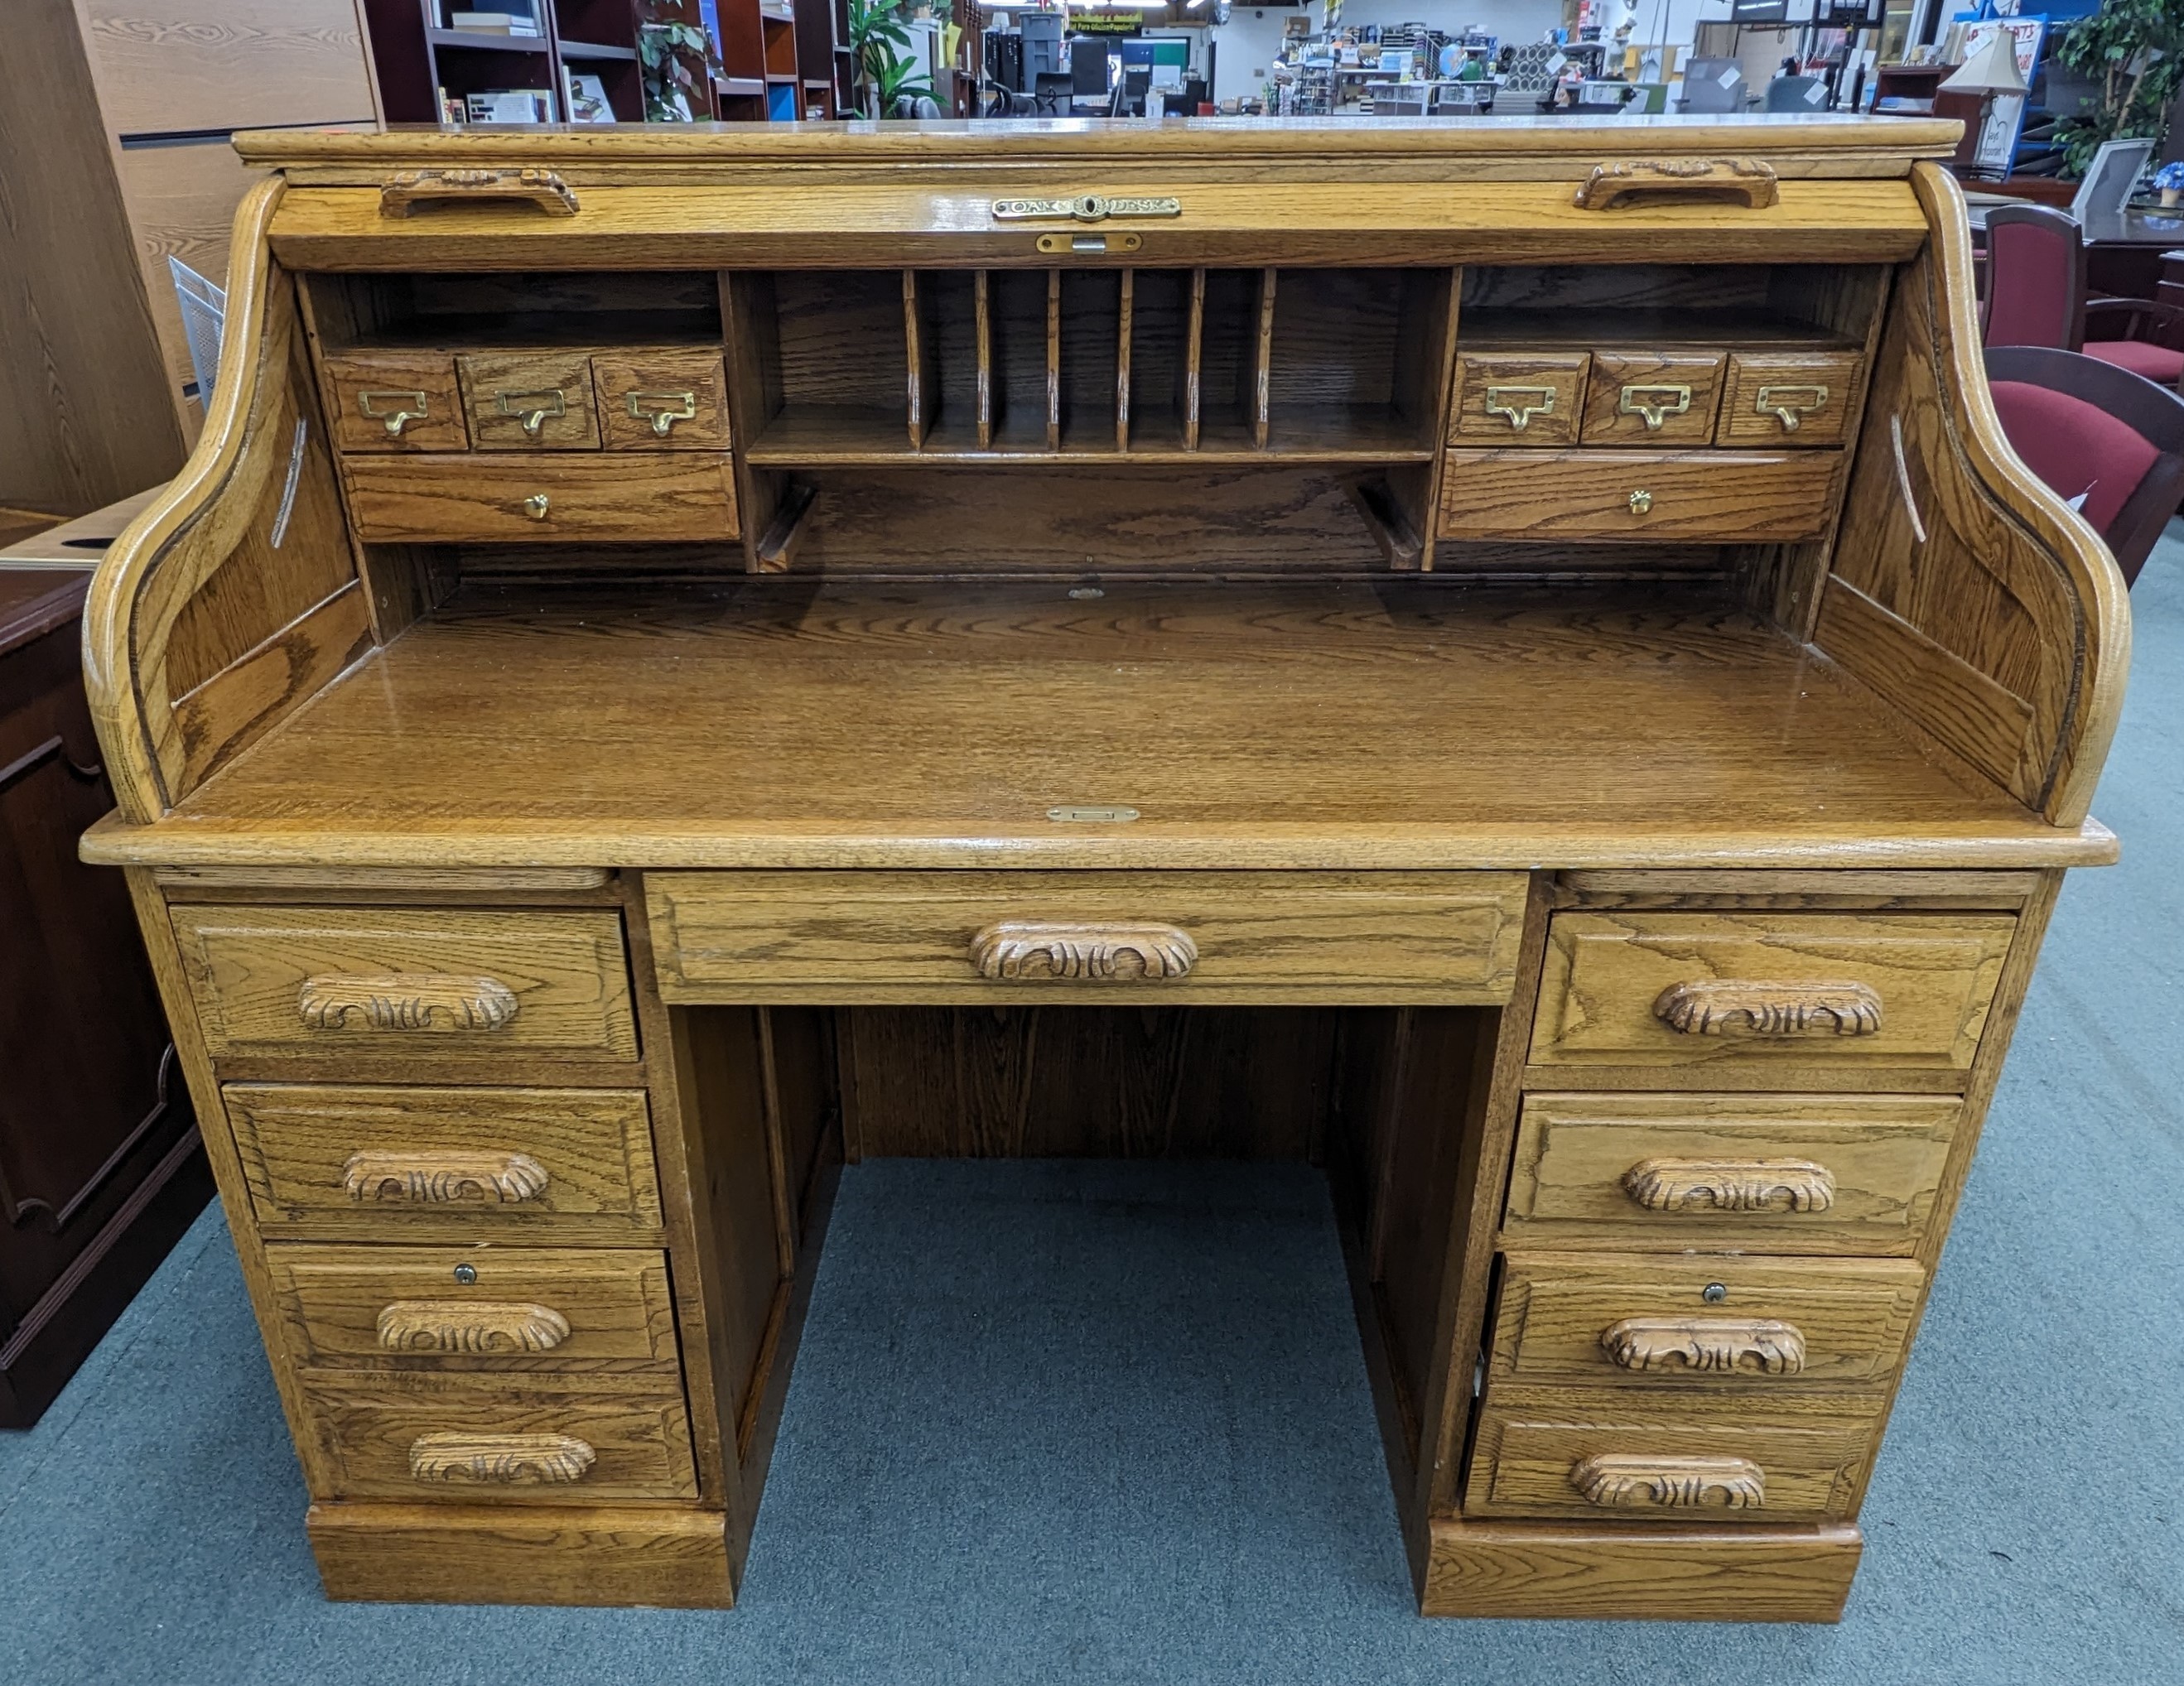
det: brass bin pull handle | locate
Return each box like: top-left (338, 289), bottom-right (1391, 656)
top-left (626, 389), bottom-right (697, 436)
top-left (1756, 383), bottom-right (1829, 431)
top-left (380, 167), bottom-right (580, 219)
top-left (971, 920), bottom-right (1198, 981)
top-left (1571, 157), bottom-right (1780, 212)
top-left (1653, 978), bottom-right (1883, 1038)
top-left (359, 390), bottom-right (430, 437)
top-left (1618, 384), bottom-right (1691, 431)
top-left (297, 972), bottom-right (520, 1033)
top-left (1573, 1453), bottom-right (1767, 1510)
top-left (1483, 384), bottom-right (1558, 431)
top-left (497, 388), bottom-right (567, 438)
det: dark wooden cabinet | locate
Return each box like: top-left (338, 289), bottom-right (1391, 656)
top-left (0, 568), bottom-right (210, 1425)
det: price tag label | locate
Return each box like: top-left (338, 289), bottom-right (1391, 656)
top-left (1547, 51), bottom-right (1569, 74)
top-left (1719, 66), bottom-right (1740, 87)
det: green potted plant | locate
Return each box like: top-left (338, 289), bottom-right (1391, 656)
top-left (2051, 0), bottom-right (2184, 175)
top-left (847, 0), bottom-right (937, 117)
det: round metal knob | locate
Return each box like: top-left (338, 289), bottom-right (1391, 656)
top-left (453, 1262), bottom-right (478, 1285)
top-left (522, 493), bottom-right (550, 521)
top-left (1628, 489), bottom-right (1654, 516)
top-left (1702, 1282), bottom-right (1728, 1304)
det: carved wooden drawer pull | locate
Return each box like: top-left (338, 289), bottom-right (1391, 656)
top-left (971, 920), bottom-right (1198, 981)
top-left (297, 972), bottom-right (521, 1033)
top-left (1573, 1452), bottom-right (1767, 1510)
top-left (1601, 1315), bottom-right (1807, 1375)
top-left (1622, 1157), bottom-right (1835, 1214)
top-left (1652, 979), bottom-right (1883, 1038)
top-left (407, 1432), bottom-right (595, 1485)
top-left (377, 1299), bottom-right (571, 1354)
top-left (1571, 157), bottom-right (1780, 212)
top-left (342, 1149), bottom-right (549, 1205)
top-left (380, 167), bottom-right (580, 219)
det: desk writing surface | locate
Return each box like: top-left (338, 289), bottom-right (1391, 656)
top-left (96, 580), bottom-right (2103, 871)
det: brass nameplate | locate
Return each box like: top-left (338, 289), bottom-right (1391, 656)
top-left (993, 195), bottom-right (1181, 224)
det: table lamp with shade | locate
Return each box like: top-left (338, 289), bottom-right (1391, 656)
top-left (1940, 31), bottom-right (2030, 181)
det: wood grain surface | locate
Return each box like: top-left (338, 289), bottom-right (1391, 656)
top-left (81, 581), bottom-right (2109, 871)
top-left (167, 905), bottom-right (638, 1062)
top-left (342, 452), bottom-right (740, 543)
top-left (1502, 1091), bottom-right (1959, 1254)
top-left (229, 1082), bottom-right (663, 1236)
top-left (1439, 448), bottom-right (1839, 542)
top-left (1487, 1252), bottom-right (1924, 1390)
top-left (1530, 911), bottom-right (2016, 1071)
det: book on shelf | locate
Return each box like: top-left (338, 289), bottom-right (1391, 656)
top-left (566, 72), bottom-right (615, 123)
top-left (465, 89), bottom-right (554, 123)
top-left (447, 8), bottom-right (542, 33)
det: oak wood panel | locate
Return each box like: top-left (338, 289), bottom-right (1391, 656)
top-left (299, 1375), bottom-right (698, 1502)
top-left (81, 582), bottom-right (2109, 872)
top-left (1422, 1516), bottom-right (1860, 1621)
top-left (1465, 1389), bottom-right (1883, 1520)
top-left (646, 869), bottom-right (1528, 1004)
top-left (458, 353), bottom-right (602, 450)
top-left (595, 349), bottom-right (733, 450)
top-left (341, 452), bottom-right (740, 543)
top-left (1818, 163), bottom-right (2129, 826)
top-left (1530, 912), bottom-right (2016, 1072)
top-left (306, 1500), bottom-right (732, 1607)
top-left (167, 905), bottom-right (639, 1062)
top-left (168, 580), bottom-right (374, 792)
top-left (1502, 1092), bottom-right (1960, 1254)
top-left (1487, 1253), bottom-right (1925, 1391)
top-left (1439, 449), bottom-right (1839, 542)
top-left (268, 1243), bottom-right (679, 1372)
top-left (157, 866), bottom-right (615, 892)
top-left (227, 1082), bottom-right (663, 1236)
top-left (81, 1), bottom-right (376, 134)
top-left (1556, 869), bottom-right (2042, 910)
top-left (1579, 352), bottom-right (1724, 446)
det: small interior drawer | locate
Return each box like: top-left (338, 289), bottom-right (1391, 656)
top-left (228, 1082), bottom-right (663, 1235)
top-left (268, 1243), bottom-right (680, 1372)
top-left (1718, 350), bottom-right (1866, 447)
top-left (321, 351), bottom-right (468, 453)
top-left (1529, 911), bottom-right (2016, 1072)
top-left (593, 349), bottom-right (731, 449)
top-left (1502, 1092), bottom-right (1960, 1255)
top-left (1487, 1251), bottom-right (1925, 1391)
top-left (644, 869), bottom-right (1531, 1004)
top-left (1463, 1389), bottom-right (1882, 1521)
top-left (169, 904), bottom-right (639, 1062)
top-left (1437, 449), bottom-right (1840, 542)
top-left (457, 350), bottom-right (602, 449)
top-left (1580, 350), bottom-right (1726, 445)
top-left (341, 451), bottom-right (739, 543)
top-left (299, 1376), bottom-right (697, 1502)
top-left (1448, 352), bottom-right (1589, 446)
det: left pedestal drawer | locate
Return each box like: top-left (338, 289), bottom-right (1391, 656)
top-left (228, 1084), bottom-right (663, 1236)
top-left (298, 1376), bottom-right (699, 1503)
top-left (268, 1245), bottom-right (681, 1374)
top-left (169, 906), bottom-right (638, 1062)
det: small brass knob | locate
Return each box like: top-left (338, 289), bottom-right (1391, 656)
top-left (1628, 489), bottom-right (1654, 516)
top-left (522, 494), bottom-right (550, 521)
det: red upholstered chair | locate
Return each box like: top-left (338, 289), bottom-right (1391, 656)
top-left (1984, 344), bottom-right (2184, 585)
top-left (1984, 202), bottom-right (2184, 388)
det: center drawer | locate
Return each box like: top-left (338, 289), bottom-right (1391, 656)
top-left (169, 905), bottom-right (638, 1063)
top-left (341, 451), bottom-right (739, 543)
top-left (643, 869), bottom-right (1532, 1004)
top-left (267, 1244), bottom-right (680, 1374)
top-left (1487, 1251), bottom-right (1925, 1391)
top-left (1438, 448), bottom-right (1841, 542)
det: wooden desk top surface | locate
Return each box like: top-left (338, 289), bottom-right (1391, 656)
top-left (84, 580), bottom-right (2110, 872)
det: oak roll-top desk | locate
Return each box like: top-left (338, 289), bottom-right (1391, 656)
top-left (77, 117), bottom-right (2127, 1621)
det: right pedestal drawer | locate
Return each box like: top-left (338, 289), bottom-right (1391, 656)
top-left (1529, 912), bottom-right (2017, 1073)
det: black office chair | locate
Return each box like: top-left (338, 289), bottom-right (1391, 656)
top-left (1111, 68), bottom-right (1151, 117)
top-left (1032, 72), bottom-right (1072, 116)
top-left (981, 87), bottom-right (1035, 118)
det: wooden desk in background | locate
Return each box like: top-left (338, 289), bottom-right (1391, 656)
top-left (75, 118), bottom-right (2128, 1622)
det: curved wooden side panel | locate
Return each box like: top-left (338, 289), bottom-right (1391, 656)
top-left (1816, 164), bottom-right (2129, 827)
top-left (81, 176), bottom-right (369, 821)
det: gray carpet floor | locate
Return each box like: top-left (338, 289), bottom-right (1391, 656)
top-left (4, 541), bottom-right (2182, 1684)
